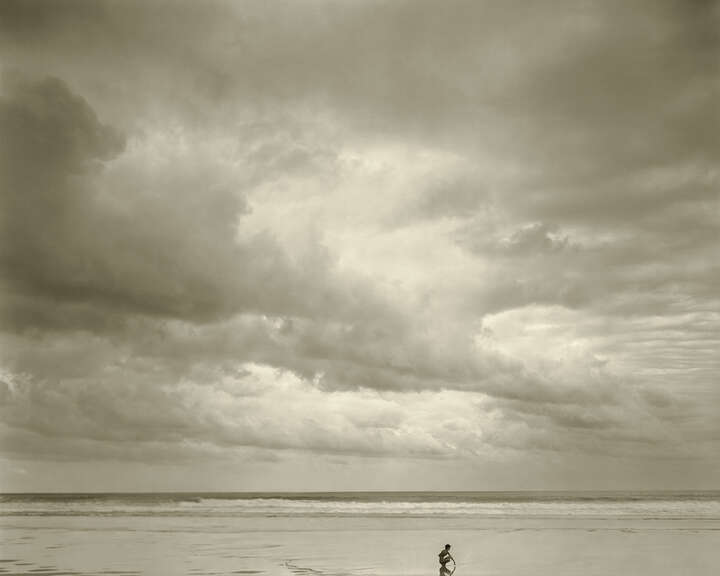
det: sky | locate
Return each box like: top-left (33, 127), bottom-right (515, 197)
top-left (0, 0), bottom-right (718, 492)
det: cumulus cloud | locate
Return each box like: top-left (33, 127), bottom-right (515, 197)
top-left (0, 0), bottom-right (717, 490)
top-left (0, 74), bottom-right (400, 329)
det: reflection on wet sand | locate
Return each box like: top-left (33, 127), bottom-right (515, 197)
top-left (439, 563), bottom-right (456, 576)
top-left (0, 558), bottom-right (141, 576)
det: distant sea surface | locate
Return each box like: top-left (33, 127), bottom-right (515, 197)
top-left (1, 491), bottom-right (719, 575)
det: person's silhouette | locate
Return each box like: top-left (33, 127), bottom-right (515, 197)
top-left (438, 543), bottom-right (455, 575)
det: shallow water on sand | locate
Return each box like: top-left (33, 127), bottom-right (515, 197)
top-left (1, 493), bottom-right (719, 576)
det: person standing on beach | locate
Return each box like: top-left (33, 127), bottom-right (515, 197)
top-left (439, 544), bottom-right (455, 568)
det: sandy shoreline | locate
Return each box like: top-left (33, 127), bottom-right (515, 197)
top-left (2, 512), bottom-right (719, 576)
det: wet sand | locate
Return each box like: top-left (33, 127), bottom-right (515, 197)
top-left (1, 514), bottom-right (719, 576)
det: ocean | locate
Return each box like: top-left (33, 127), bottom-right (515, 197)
top-left (1, 491), bottom-right (718, 575)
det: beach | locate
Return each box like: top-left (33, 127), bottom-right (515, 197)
top-left (1, 492), bottom-right (719, 576)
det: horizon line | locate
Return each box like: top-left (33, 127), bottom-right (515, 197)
top-left (3, 488), bottom-right (719, 495)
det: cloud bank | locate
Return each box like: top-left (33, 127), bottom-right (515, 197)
top-left (0, 0), bottom-right (718, 491)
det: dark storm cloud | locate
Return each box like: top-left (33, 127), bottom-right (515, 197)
top-left (0, 73), bottom-right (526, 399)
top-left (4, 0), bottom-right (714, 143)
top-left (2, 1), bottom-right (717, 216)
top-left (0, 72), bottom-right (533, 460)
top-left (0, 0), bottom-right (717, 486)
top-left (0, 74), bottom-right (391, 330)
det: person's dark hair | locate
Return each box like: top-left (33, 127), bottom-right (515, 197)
top-left (445, 544), bottom-right (451, 549)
